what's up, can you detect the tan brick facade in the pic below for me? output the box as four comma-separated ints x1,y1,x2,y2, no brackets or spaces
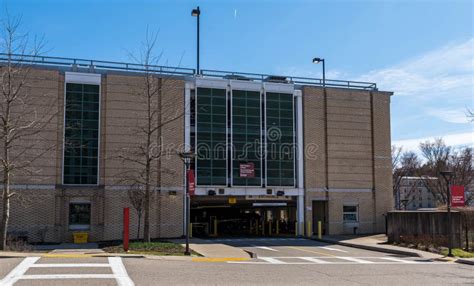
1,66,392,242
303,86,392,235
1,68,185,243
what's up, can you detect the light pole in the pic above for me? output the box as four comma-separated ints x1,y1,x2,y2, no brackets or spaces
312,57,325,87
191,6,201,74
440,170,454,257
180,150,195,256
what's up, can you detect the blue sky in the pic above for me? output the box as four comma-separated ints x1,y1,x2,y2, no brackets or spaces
4,0,474,151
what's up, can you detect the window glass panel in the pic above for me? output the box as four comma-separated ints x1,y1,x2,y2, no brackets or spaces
69,203,91,229
266,92,295,187
63,83,99,185
231,90,261,186
196,87,227,186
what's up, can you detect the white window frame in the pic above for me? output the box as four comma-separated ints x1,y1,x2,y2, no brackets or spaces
342,204,359,223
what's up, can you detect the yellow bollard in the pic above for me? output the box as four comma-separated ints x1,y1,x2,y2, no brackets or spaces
269,221,272,236
190,223,193,238
307,221,312,237
295,221,298,237
318,221,322,239
276,220,279,235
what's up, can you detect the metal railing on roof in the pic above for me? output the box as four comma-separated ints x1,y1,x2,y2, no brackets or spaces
200,69,377,90
0,53,377,90
0,53,196,76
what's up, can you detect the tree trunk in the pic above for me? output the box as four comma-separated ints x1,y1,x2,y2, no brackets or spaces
0,182,10,251
137,211,142,240
143,173,151,242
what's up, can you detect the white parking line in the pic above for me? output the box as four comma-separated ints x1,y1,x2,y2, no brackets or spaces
337,257,374,264
318,246,348,253
380,257,418,264
227,256,445,265
0,256,135,286
298,257,330,264
254,246,279,252
0,257,40,286
259,257,285,264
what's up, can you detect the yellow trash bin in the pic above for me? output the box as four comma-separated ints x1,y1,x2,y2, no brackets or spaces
73,232,88,244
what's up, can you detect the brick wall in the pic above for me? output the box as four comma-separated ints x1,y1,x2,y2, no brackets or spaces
303,86,392,235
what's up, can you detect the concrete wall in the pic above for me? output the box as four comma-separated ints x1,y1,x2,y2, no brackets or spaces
387,211,462,248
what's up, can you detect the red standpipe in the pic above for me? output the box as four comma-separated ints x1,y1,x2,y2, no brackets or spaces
123,207,130,252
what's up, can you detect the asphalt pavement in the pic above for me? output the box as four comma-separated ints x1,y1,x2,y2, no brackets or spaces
0,238,472,286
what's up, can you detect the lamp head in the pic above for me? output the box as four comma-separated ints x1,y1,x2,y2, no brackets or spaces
179,150,195,164
312,57,323,64
191,6,200,17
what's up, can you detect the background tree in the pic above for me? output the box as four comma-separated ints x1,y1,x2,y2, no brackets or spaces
419,138,472,206
118,30,184,242
392,145,421,209
0,14,54,250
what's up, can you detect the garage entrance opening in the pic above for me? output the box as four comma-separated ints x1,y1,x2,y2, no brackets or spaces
190,196,297,237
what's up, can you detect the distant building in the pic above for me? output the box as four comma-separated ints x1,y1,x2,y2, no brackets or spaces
395,177,436,210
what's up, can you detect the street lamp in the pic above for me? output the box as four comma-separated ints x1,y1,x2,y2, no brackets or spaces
440,170,454,257
191,6,201,74
312,57,325,87
179,150,195,256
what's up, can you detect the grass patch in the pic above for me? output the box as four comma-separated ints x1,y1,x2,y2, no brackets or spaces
103,241,199,256
441,248,474,258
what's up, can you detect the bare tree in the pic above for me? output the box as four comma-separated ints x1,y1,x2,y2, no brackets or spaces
467,108,473,122
0,15,54,250
392,145,421,209
419,138,473,206
118,30,184,243
419,138,451,204
127,185,146,240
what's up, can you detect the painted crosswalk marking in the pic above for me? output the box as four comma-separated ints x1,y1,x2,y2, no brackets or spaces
227,256,445,265
0,257,40,286
0,257,135,286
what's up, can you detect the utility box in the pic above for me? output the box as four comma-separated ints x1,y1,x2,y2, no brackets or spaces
73,232,88,244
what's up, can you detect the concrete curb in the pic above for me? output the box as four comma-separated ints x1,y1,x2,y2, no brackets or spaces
312,238,421,257
455,258,474,266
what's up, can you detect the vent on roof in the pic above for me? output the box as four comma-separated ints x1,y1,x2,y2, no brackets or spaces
264,75,290,83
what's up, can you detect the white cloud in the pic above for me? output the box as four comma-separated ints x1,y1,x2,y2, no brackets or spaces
425,107,472,124
393,132,473,153
358,38,474,101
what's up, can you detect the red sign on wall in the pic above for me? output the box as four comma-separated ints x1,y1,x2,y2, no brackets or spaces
187,169,195,196
240,163,255,178
451,185,465,207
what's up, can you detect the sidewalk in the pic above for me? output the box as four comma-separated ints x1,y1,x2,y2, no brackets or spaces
313,234,443,259
169,238,252,260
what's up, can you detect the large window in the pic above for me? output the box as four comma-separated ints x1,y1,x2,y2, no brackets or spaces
196,87,227,186
63,83,100,185
232,90,261,186
69,203,91,230
266,92,295,186
343,205,358,223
